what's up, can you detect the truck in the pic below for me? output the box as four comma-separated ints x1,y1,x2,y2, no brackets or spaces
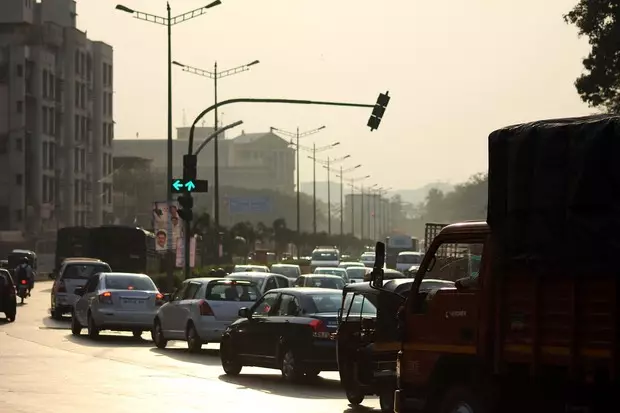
379,116,618,413
423,223,447,252
385,235,420,269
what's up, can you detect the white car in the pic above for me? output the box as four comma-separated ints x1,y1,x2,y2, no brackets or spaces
310,248,340,269
71,272,162,338
396,252,424,273
338,261,365,269
225,272,292,295
313,267,349,283
152,278,260,352
360,252,375,267
232,265,269,273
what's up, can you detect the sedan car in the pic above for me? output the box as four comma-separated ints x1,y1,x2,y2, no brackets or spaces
345,267,371,284
295,274,346,290
220,287,343,381
71,272,163,339
152,278,260,352
360,252,376,267
270,264,302,282
226,272,291,295
313,267,349,282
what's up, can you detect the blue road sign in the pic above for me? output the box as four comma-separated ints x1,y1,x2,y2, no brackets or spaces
171,179,208,193
228,196,272,214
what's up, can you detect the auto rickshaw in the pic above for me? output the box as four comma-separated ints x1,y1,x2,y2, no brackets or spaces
336,277,413,411
7,249,37,273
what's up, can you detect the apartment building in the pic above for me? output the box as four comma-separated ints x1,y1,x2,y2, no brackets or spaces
0,0,114,235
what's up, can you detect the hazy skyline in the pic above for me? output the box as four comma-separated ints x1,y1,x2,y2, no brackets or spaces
80,0,592,189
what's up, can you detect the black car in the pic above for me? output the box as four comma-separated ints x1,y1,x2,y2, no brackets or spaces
0,269,17,322
220,287,342,382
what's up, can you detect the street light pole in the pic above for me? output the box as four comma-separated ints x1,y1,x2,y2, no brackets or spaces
116,0,221,290
313,143,316,234
172,58,259,263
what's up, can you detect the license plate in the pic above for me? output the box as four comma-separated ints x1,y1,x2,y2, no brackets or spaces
123,299,144,305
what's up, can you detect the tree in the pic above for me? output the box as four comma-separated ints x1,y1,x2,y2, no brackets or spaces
564,2,620,112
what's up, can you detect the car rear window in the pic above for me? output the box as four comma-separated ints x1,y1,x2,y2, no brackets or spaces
206,281,260,301
397,254,422,264
346,267,368,279
271,266,299,278
227,275,265,290
316,268,346,277
310,293,343,313
104,275,156,291
307,277,345,290
63,264,111,279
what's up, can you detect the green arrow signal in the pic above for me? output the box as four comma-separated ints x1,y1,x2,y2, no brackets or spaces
172,180,183,191
184,180,196,191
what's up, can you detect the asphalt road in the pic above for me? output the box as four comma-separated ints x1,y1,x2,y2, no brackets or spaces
0,281,381,413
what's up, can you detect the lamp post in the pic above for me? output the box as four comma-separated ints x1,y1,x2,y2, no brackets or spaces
271,125,326,240
172,58,259,262
296,142,339,234
333,165,361,236
346,175,370,238
316,155,350,235
115,0,221,290
363,183,378,240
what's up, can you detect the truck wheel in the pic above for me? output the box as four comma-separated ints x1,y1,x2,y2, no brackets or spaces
438,385,485,413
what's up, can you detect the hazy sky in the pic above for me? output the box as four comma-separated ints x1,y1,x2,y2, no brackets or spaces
79,0,592,189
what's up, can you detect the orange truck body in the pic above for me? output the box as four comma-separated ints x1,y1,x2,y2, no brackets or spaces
395,116,619,413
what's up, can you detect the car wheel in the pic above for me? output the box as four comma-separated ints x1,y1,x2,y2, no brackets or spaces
151,320,167,349
51,307,63,320
132,330,142,338
220,338,242,376
5,312,16,322
71,312,82,335
281,349,304,382
87,312,100,339
186,324,202,353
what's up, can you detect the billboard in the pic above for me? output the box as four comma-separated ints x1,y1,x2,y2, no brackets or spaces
152,201,183,252
227,196,272,214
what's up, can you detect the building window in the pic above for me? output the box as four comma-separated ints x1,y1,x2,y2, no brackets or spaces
49,142,55,169
42,107,48,134
49,107,56,136
42,70,48,98
103,63,107,85
42,142,49,169
74,115,79,141
74,180,79,204
15,138,22,151
42,176,48,203
16,100,23,113
74,148,79,172
80,148,85,172
80,83,86,108
0,135,7,154
74,81,79,107
15,174,22,185
16,210,22,222
107,92,112,115
17,64,23,77
103,93,107,115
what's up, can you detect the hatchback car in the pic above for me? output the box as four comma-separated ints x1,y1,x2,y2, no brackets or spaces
71,272,163,339
220,287,343,381
152,278,260,352
50,258,111,319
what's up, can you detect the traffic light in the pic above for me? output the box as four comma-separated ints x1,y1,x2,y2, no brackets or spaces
183,154,197,184
177,194,194,222
367,91,390,131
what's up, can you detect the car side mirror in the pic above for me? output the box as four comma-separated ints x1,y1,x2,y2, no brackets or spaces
74,286,86,296
238,307,250,318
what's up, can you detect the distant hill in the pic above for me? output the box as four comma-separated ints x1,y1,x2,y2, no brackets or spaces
299,181,454,205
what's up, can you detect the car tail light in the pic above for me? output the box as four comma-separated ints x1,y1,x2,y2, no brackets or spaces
310,319,330,339
20,279,27,285
198,299,214,316
99,291,113,304
57,280,66,293
155,293,164,306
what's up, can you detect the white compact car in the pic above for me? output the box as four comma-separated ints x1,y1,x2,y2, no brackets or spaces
310,248,340,269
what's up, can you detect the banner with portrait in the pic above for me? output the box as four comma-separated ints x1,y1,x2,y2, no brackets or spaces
152,201,183,252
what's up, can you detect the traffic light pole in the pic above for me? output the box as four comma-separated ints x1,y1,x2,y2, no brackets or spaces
183,95,386,280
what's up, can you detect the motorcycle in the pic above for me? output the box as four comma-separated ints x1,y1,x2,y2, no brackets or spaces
17,279,28,304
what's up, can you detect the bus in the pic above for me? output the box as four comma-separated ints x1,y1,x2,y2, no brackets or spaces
90,226,160,274
385,234,419,269
55,226,92,271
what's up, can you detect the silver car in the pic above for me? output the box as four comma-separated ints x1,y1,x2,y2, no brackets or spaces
226,272,291,294
151,278,260,352
71,272,163,339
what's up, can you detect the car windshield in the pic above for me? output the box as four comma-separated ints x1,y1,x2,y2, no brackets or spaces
346,267,367,279
398,254,422,264
227,275,265,290
271,266,299,278
206,281,260,301
310,293,343,313
104,275,156,291
343,293,378,316
312,251,338,261
316,268,346,277
63,264,111,279
306,277,345,289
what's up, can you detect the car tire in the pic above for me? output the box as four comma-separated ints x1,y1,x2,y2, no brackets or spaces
152,320,167,349
186,323,202,353
5,311,16,322
87,312,100,339
51,308,63,320
281,349,304,382
71,312,82,335
132,330,142,338
220,338,242,376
